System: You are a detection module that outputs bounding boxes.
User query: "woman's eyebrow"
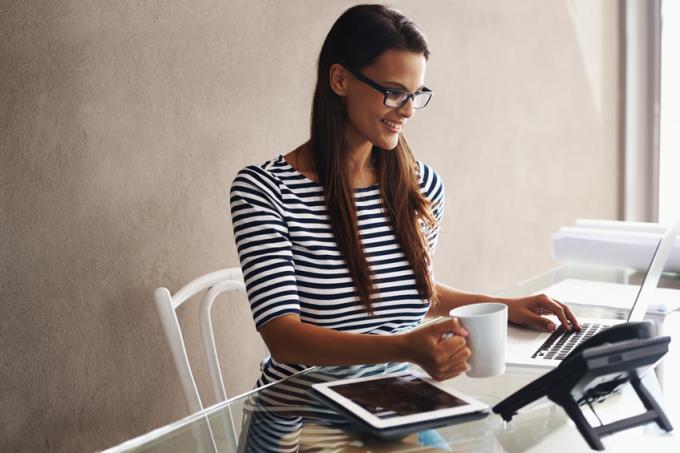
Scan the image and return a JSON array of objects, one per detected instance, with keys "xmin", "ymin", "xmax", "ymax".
[{"xmin": 382, "ymin": 80, "xmax": 426, "ymax": 91}]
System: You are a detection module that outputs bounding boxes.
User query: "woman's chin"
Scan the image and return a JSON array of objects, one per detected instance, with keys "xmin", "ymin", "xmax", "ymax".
[{"xmin": 372, "ymin": 136, "xmax": 400, "ymax": 150}]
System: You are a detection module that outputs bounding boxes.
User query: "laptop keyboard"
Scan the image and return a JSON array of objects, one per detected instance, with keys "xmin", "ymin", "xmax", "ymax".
[{"xmin": 531, "ymin": 323, "xmax": 611, "ymax": 361}]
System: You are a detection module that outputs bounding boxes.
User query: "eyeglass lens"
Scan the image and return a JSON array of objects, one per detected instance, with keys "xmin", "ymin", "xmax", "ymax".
[{"xmin": 385, "ymin": 91, "xmax": 432, "ymax": 109}]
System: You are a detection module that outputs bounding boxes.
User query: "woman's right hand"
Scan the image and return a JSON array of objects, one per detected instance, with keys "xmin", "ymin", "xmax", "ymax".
[{"xmin": 403, "ymin": 318, "xmax": 471, "ymax": 381}]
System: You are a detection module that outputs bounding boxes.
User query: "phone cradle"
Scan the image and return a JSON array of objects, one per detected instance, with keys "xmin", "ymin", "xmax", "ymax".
[
  {"xmin": 556, "ymin": 373, "xmax": 672, "ymax": 451},
  {"xmin": 494, "ymin": 335, "xmax": 673, "ymax": 451}
]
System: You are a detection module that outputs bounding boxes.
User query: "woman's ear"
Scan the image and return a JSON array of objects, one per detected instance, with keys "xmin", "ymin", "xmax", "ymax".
[{"xmin": 329, "ymin": 64, "xmax": 349, "ymax": 96}]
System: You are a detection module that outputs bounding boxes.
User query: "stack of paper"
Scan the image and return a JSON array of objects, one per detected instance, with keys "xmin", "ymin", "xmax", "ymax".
[
  {"xmin": 552, "ymin": 219, "xmax": 680, "ymax": 273},
  {"xmin": 542, "ymin": 279, "xmax": 680, "ymax": 316}
]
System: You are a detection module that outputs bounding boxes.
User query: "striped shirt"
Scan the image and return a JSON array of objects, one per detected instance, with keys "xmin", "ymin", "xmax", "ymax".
[{"xmin": 229, "ymin": 154, "xmax": 445, "ymax": 385}]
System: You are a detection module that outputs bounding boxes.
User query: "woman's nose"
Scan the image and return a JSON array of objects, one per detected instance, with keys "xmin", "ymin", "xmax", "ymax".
[{"xmin": 397, "ymin": 97, "xmax": 415, "ymax": 118}]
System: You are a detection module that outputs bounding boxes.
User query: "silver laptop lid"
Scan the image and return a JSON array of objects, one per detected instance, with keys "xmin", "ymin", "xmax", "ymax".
[{"xmin": 627, "ymin": 220, "xmax": 680, "ymax": 322}]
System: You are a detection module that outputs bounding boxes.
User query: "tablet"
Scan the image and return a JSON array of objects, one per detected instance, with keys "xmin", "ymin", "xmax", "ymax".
[{"xmin": 310, "ymin": 370, "xmax": 489, "ymax": 437}]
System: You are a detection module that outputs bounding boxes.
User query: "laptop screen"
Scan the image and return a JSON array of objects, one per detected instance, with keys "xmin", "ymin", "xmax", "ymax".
[{"xmin": 627, "ymin": 220, "xmax": 680, "ymax": 322}]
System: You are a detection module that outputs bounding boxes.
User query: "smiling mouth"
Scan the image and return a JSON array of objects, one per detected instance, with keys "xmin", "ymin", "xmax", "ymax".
[{"xmin": 380, "ymin": 119, "xmax": 403, "ymax": 133}]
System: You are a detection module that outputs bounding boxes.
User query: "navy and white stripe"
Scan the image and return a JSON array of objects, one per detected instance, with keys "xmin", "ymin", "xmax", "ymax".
[{"xmin": 230, "ymin": 154, "xmax": 445, "ymax": 385}]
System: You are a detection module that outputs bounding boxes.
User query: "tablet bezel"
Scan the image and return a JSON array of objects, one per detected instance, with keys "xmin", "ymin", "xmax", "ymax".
[{"xmin": 311, "ymin": 370, "xmax": 489, "ymax": 429}]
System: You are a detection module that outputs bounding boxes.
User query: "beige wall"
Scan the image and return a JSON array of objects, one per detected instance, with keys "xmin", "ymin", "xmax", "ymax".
[{"xmin": 0, "ymin": 1, "xmax": 621, "ymax": 451}]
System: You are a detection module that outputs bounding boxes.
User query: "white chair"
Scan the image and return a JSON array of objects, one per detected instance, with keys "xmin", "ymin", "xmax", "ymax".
[{"xmin": 154, "ymin": 267, "xmax": 247, "ymax": 450}]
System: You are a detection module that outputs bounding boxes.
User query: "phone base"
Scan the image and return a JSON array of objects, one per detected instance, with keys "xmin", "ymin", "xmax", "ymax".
[
  {"xmin": 550, "ymin": 375, "xmax": 672, "ymax": 451},
  {"xmin": 493, "ymin": 334, "xmax": 672, "ymax": 451}
]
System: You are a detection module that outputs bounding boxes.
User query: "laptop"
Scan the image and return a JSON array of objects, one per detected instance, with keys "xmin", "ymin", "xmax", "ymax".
[{"xmin": 506, "ymin": 220, "xmax": 680, "ymax": 369}]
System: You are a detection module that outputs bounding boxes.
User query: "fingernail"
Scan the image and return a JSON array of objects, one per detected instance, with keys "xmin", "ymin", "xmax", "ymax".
[{"xmin": 548, "ymin": 323, "xmax": 555, "ymax": 331}]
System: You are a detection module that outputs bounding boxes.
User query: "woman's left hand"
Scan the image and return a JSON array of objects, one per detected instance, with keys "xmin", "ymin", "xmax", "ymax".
[{"xmin": 503, "ymin": 294, "xmax": 582, "ymax": 332}]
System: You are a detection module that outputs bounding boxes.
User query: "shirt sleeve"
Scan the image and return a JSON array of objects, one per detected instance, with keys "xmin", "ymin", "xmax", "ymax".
[
  {"xmin": 229, "ymin": 165, "xmax": 301, "ymax": 329},
  {"xmin": 418, "ymin": 161, "xmax": 446, "ymax": 257}
]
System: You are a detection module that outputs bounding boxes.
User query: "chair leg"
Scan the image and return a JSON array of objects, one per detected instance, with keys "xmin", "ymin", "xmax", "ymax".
[
  {"xmin": 212, "ymin": 408, "xmax": 238, "ymax": 451},
  {"xmin": 192, "ymin": 415, "xmax": 219, "ymax": 453}
]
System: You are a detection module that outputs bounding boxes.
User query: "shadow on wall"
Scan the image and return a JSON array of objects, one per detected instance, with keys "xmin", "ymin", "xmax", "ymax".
[{"xmin": 1, "ymin": 2, "xmax": 268, "ymax": 451}]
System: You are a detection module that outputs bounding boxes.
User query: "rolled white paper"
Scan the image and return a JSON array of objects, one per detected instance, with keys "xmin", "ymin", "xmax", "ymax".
[
  {"xmin": 574, "ymin": 219, "xmax": 669, "ymax": 234},
  {"xmin": 552, "ymin": 225, "xmax": 680, "ymax": 272}
]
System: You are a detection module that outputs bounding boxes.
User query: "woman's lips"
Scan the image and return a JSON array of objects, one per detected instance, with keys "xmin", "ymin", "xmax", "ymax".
[{"xmin": 380, "ymin": 119, "xmax": 402, "ymax": 134}]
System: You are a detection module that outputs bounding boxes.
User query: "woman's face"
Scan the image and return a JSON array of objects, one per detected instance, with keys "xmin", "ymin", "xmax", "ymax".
[{"xmin": 334, "ymin": 49, "xmax": 427, "ymax": 151}]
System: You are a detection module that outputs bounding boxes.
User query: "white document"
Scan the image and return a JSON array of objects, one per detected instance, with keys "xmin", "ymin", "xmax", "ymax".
[{"xmin": 541, "ymin": 278, "xmax": 680, "ymax": 315}]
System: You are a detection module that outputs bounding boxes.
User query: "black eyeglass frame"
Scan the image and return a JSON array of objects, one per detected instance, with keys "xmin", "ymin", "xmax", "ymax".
[{"xmin": 338, "ymin": 62, "xmax": 434, "ymax": 109}]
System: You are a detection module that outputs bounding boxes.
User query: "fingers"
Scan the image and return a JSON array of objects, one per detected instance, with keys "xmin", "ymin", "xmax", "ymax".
[
  {"xmin": 448, "ymin": 318, "xmax": 468, "ymax": 337},
  {"xmin": 560, "ymin": 302, "xmax": 582, "ymax": 331},
  {"xmin": 449, "ymin": 345, "xmax": 471, "ymax": 371},
  {"xmin": 419, "ymin": 322, "xmax": 474, "ymax": 380},
  {"xmin": 427, "ymin": 345, "xmax": 471, "ymax": 381},
  {"xmin": 536, "ymin": 297, "xmax": 572, "ymax": 331},
  {"xmin": 430, "ymin": 362, "xmax": 469, "ymax": 381},
  {"xmin": 526, "ymin": 312, "xmax": 557, "ymax": 332},
  {"xmin": 532, "ymin": 295, "xmax": 582, "ymax": 332},
  {"xmin": 442, "ymin": 334, "xmax": 468, "ymax": 355},
  {"xmin": 446, "ymin": 317, "xmax": 468, "ymax": 337},
  {"xmin": 432, "ymin": 317, "xmax": 468, "ymax": 341}
]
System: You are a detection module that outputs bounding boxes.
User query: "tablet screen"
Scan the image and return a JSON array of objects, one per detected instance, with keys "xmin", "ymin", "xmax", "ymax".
[{"xmin": 329, "ymin": 373, "xmax": 468, "ymax": 420}]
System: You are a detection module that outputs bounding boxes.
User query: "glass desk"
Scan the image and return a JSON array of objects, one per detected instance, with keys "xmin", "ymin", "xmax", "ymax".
[{"xmin": 103, "ymin": 264, "xmax": 680, "ymax": 452}]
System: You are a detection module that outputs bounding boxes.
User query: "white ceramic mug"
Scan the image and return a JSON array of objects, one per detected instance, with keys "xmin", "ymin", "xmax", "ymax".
[{"xmin": 449, "ymin": 302, "xmax": 508, "ymax": 378}]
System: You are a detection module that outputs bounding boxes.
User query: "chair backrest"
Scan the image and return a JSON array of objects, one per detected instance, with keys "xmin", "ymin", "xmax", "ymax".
[{"xmin": 154, "ymin": 267, "xmax": 246, "ymax": 414}]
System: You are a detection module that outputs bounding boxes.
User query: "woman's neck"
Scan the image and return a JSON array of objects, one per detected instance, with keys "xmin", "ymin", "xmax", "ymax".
[
  {"xmin": 343, "ymin": 141, "xmax": 376, "ymax": 188},
  {"xmin": 285, "ymin": 139, "xmax": 377, "ymax": 188},
  {"xmin": 343, "ymin": 125, "xmax": 374, "ymax": 173},
  {"xmin": 345, "ymin": 143, "xmax": 374, "ymax": 174}
]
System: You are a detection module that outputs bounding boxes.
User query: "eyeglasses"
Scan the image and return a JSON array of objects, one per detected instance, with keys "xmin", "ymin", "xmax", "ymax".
[{"xmin": 340, "ymin": 62, "xmax": 433, "ymax": 109}]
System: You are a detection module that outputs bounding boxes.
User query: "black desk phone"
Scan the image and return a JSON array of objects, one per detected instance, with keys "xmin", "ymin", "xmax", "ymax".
[{"xmin": 493, "ymin": 321, "xmax": 672, "ymax": 450}]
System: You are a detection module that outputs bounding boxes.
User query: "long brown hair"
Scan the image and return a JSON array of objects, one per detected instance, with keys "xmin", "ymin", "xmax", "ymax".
[{"xmin": 311, "ymin": 4, "xmax": 438, "ymax": 313}]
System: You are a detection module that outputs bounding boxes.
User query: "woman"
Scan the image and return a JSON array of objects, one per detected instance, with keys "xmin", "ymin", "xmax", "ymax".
[{"xmin": 230, "ymin": 4, "xmax": 580, "ymax": 389}]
